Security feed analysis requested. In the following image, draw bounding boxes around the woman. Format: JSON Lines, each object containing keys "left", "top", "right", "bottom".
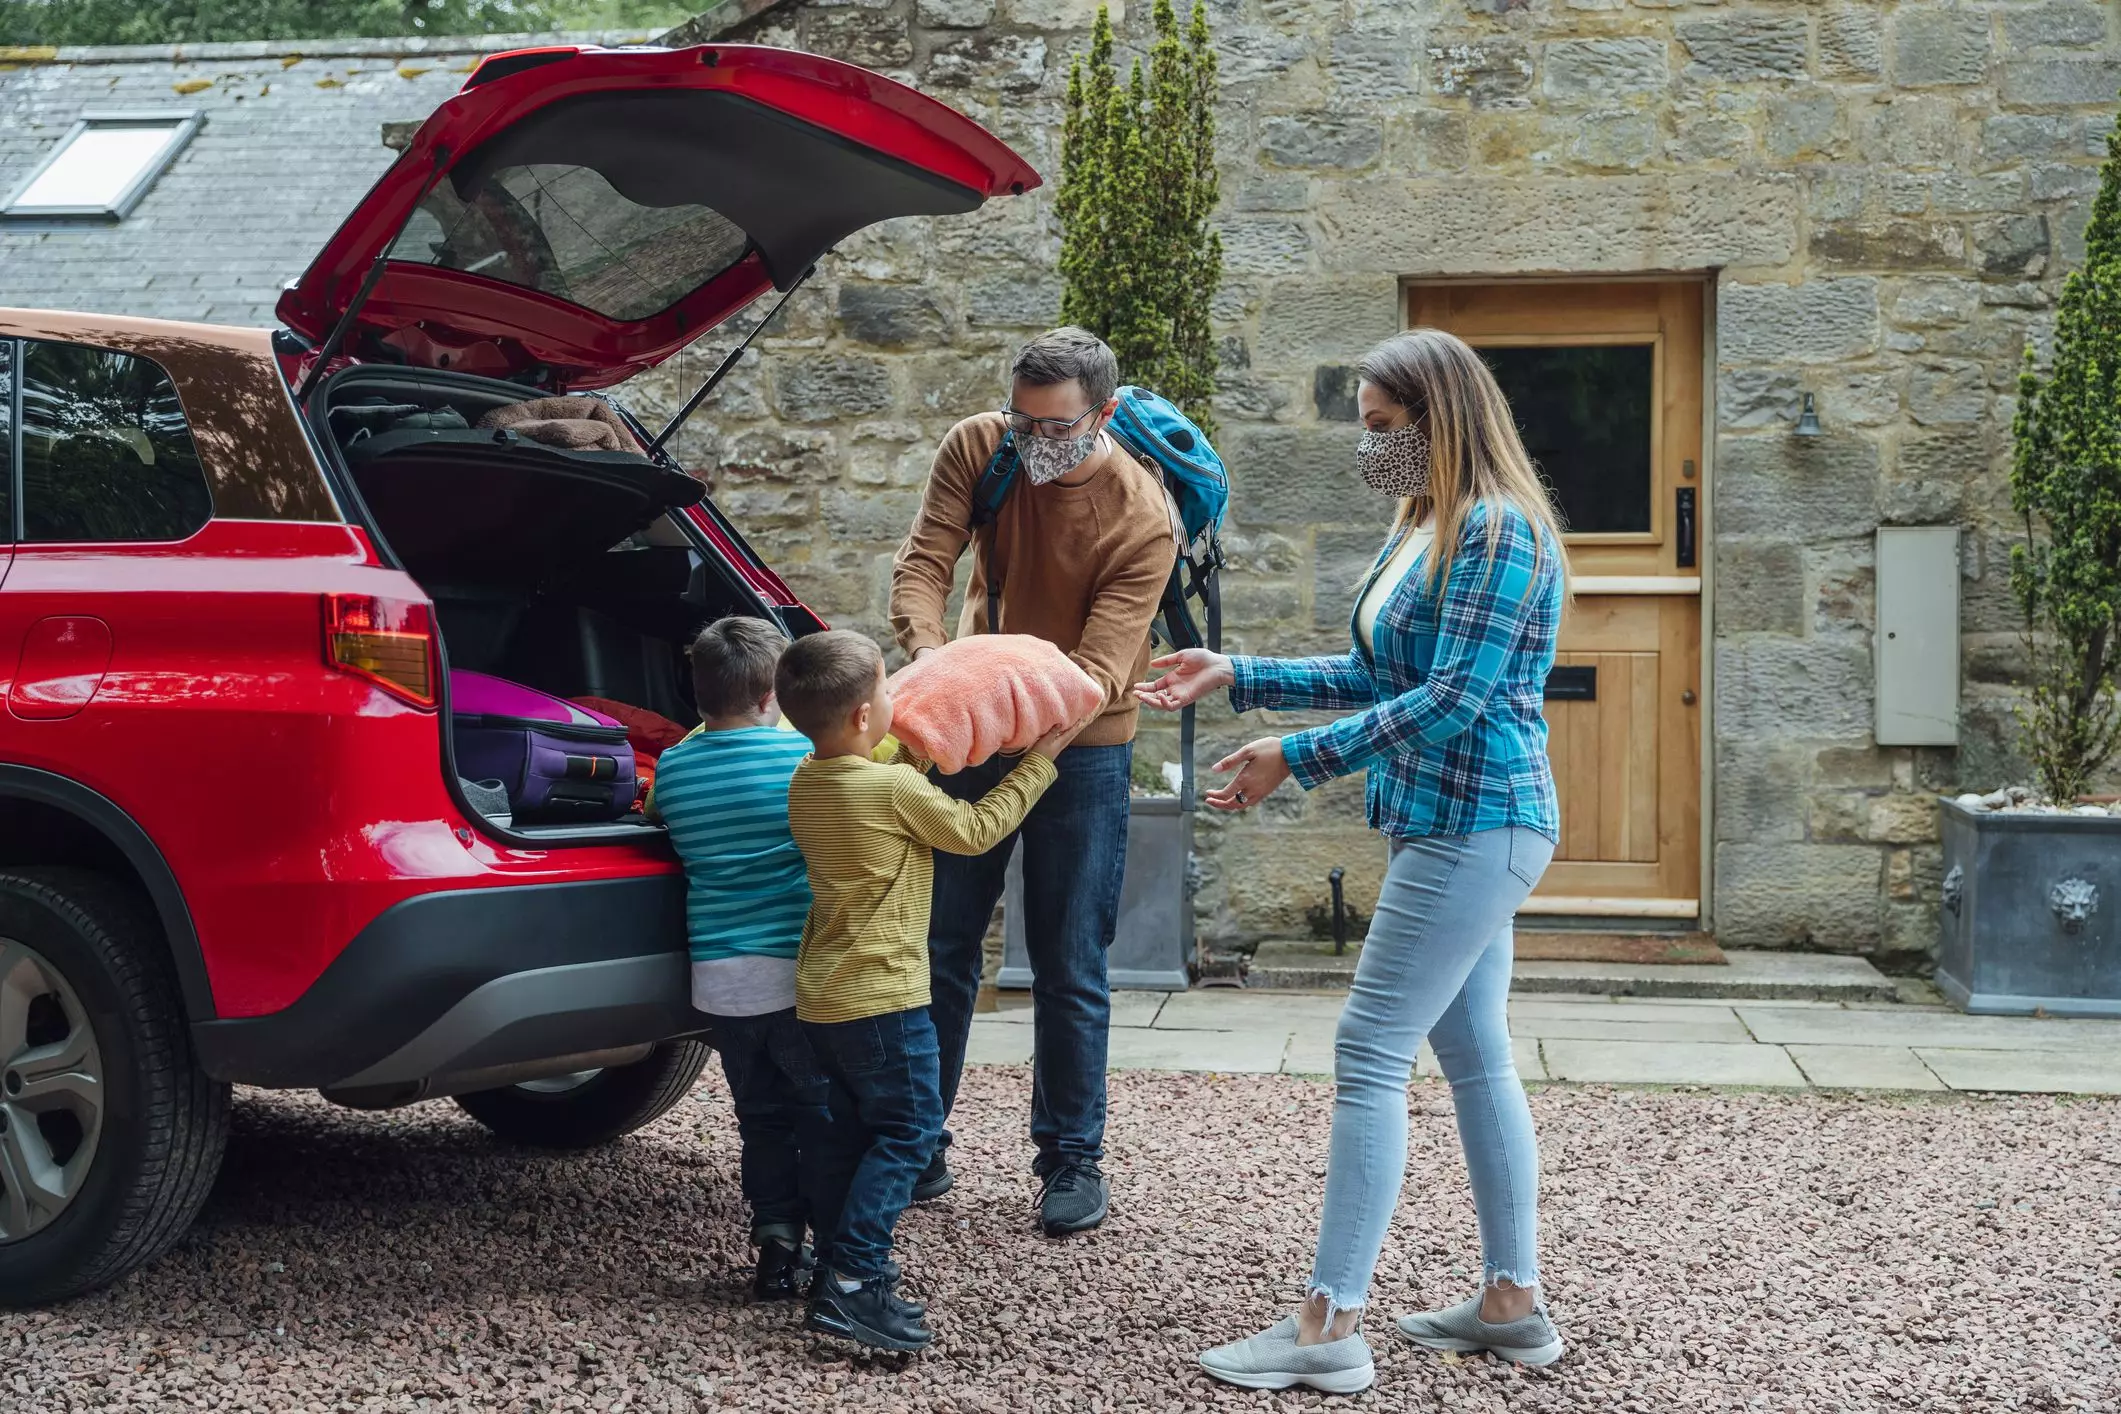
{"left": 1136, "top": 330, "right": 1569, "bottom": 1394}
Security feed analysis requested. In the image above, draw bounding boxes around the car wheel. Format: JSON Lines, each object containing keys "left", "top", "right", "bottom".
{"left": 452, "top": 1038, "right": 710, "bottom": 1149}
{"left": 0, "top": 869, "right": 231, "bottom": 1307}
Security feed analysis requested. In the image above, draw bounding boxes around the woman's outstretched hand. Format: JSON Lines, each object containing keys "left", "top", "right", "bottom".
{"left": 1205, "top": 736, "right": 1291, "bottom": 813}
{"left": 1134, "top": 648, "right": 1234, "bottom": 712}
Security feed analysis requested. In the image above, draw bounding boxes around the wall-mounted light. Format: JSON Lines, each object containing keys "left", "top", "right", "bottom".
{"left": 1794, "top": 391, "right": 1823, "bottom": 437}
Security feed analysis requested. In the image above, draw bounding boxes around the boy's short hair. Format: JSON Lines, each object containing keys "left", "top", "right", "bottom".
{"left": 775, "top": 630, "right": 884, "bottom": 740}
{"left": 1011, "top": 326, "right": 1119, "bottom": 408}
{"left": 689, "top": 616, "right": 788, "bottom": 719}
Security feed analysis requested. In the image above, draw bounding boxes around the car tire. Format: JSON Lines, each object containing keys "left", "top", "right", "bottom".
{"left": 452, "top": 1038, "right": 711, "bottom": 1149}
{"left": 0, "top": 868, "right": 232, "bottom": 1307}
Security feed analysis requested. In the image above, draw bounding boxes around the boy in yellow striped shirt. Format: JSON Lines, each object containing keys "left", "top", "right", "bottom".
{"left": 774, "top": 630, "right": 1087, "bottom": 1352}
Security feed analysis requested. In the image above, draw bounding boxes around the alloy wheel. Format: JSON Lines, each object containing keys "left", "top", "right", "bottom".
{"left": 0, "top": 937, "right": 104, "bottom": 1243}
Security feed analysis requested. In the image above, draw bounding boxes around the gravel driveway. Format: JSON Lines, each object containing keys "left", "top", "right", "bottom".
{"left": 5, "top": 1068, "right": 2116, "bottom": 1412}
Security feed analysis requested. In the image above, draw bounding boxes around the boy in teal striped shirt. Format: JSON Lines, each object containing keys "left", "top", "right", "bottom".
{"left": 647, "top": 615, "right": 827, "bottom": 1301}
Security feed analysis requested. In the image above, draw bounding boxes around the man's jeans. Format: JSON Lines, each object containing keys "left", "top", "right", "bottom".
{"left": 803, "top": 1006, "right": 945, "bottom": 1281}
{"left": 928, "top": 741, "right": 1131, "bottom": 1174}
{"left": 700, "top": 1006, "right": 832, "bottom": 1240}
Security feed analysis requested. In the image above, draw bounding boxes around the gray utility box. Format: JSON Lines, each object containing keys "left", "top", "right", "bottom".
{"left": 1000, "top": 796, "right": 1192, "bottom": 991}
{"left": 1937, "top": 799, "right": 2121, "bottom": 1017}
{"left": 1874, "top": 526, "right": 1960, "bottom": 747}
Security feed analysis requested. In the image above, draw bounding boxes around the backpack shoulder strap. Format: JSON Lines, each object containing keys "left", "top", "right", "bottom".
{"left": 969, "top": 429, "right": 1018, "bottom": 528}
{"left": 968, "top": 430, "right": 1017, "bottom": 634}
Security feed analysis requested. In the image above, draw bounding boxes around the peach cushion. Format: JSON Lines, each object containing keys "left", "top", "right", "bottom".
{"left": 887, "top": 635, "right": 1103, "bottom": 774}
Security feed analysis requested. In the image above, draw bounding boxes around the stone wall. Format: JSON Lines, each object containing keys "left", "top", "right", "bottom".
{"left": 623, "top": 0, "right": 2119, "bottom": 965}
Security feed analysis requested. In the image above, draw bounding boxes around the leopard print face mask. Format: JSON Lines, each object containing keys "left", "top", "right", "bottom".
{"left": 1356, "top": 423, "right": 1432, "bottom": 498}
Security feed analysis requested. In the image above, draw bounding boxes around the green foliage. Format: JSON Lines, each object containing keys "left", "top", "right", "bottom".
{"left": 1056, "top": 1, "right": 1222, "bottom": 436}
{"left": 3, "top": 0, "right": 689, "bottom": 46}
{"left": 2009, "top": 94, "right": 2121, "bottom": 803}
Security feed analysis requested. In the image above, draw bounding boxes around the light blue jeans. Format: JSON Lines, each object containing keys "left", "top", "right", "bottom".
{"left": 1309, "top": 826, "right": 1556, "bottom": 1320}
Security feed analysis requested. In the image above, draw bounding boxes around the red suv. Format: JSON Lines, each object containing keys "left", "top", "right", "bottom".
{"left": 0, "top": 42, "right": 1034, "bottom": 1305}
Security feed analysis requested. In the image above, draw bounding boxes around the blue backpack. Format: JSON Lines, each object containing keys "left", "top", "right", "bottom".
{"left": 969, "top": 386, "right": 1228, "bottom": 807}
{"left": 970, "top": 385, "right": 1228, "bottom": 655}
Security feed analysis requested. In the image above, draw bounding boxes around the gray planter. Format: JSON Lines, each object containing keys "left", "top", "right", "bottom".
{"left": 1937, "top": 798, "right": 2121, "bottom": 1018}
{"left": 999, "top": 795, "right": 1192, "bottom": 991}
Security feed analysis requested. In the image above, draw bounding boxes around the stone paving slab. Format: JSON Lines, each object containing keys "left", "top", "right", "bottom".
{"left": 1786, "top": 1045, "right": 1948, "bottom": 1091}
{"left": 1738, "top": 1006, "right": 2121, "bottom": 1050}
{"left": 1505, "top": 997, "right": 1745, "bottom": 1019}
{"left": 1914, "top": 1048, "right": 2121, "bottom": 1095}
{"left": 1106, "top": 1026, "right": 1285, "bottom": 1073}
{"left": 972, "top": 988, "right": 2120, "bottom": 1093}
{"left": 1513, "top": 951, "right": 1897, "bottom": 1002}
{"left": 989, "top": 992, "right": 1166, "bottom": 1028}
{"left": 1504, "top": 1013, "right": 1754, "bottom": 1044}
{"left": 964, "top": 1019, "right": 1034, "bottom": 1066}
{"left": 1153, "top": 990, "right": 1350, "bottom": 1031}
{"left": 1541, "top": 1038, "right": 1809, "bottom": 1088}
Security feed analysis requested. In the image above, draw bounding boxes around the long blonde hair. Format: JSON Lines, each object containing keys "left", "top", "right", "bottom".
{"left": 1358, "top": 329, "right": 1569, "bottom": 596}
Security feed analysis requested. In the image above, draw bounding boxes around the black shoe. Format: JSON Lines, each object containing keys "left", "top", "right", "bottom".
{"left": 912, "top": 1149, "right": 955, "bottom": 1204}
{"left": 1038, "top": 1163, "right": 1108, "bottom": 1237}
{"left": 805, "top": 1274, "right": 934, "bottom": 1351}
{"left": 751, "top": 1234, "right": 814, "bottom": 1302}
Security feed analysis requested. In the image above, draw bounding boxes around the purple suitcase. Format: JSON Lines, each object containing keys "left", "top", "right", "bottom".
{"left": 452, "top": 671, "right": 637, "bottom": 824}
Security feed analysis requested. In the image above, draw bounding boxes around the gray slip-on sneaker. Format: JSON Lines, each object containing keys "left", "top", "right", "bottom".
{"left": 1198, "top": 1315, "right": 1376, "bottom": 1394}
{"left": 1394, "top": 1295, "right": 1565, "bottom": 1367}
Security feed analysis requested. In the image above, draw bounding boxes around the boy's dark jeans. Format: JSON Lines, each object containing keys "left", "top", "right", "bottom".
{"left": 927, "top": 742, "right": 1130, "bottom": 1174}
{"left": 802, "top": 1006, "right": 944, "bottom": 1282}
{"left": 700, "top": 1006, "right": 832, "bottom": 1239}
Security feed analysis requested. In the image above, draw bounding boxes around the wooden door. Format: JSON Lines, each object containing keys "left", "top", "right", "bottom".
{"left": 1408, "top": 281, "right": 1704, "bottom": 920}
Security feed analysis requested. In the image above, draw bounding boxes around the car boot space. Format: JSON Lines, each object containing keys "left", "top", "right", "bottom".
{"left": 322, "top": 371, "right": 752, "bottom": 839}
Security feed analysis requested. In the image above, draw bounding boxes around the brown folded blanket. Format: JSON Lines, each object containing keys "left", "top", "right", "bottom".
{"left": 479, "top": 396, "right": 639, "bottom": 453}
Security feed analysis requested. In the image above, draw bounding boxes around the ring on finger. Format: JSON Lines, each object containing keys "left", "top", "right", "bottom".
{"left": 1235, "top": 790, "right": 1248, "bottom": 804}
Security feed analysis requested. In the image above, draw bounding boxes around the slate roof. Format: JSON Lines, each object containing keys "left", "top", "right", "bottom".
{"left": 0, "top": 5, "right": 782, "bottom": 328}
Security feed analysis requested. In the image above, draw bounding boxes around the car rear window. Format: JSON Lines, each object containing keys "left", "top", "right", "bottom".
{"left": 388, "top": 163, "right": 751, "bottom": 322}
{"left": 15, "top": 339, "right": 214, "bottom": 544}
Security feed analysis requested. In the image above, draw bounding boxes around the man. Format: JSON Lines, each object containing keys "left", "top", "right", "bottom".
{"left": 890, "top": 326, "right": 1178, "bottom": 1236}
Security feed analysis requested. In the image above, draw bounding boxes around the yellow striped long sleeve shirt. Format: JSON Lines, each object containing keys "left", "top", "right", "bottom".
{"left": 787, "top": 748, "right": 1057, "bottom": 1025}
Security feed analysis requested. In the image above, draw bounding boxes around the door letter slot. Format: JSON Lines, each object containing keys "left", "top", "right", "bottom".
{"left": 1544, "top": 665, "right": 1597, "bottom": 701}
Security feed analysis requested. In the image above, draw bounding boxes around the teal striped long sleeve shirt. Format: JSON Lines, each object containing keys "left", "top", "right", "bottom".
{"left": 649, "top": 725, "right": 814, "bottom": 967}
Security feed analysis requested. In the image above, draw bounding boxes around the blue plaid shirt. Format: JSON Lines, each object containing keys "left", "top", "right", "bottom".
{"left": 1228, "top": 502, "right": 1564, "bottom": 841}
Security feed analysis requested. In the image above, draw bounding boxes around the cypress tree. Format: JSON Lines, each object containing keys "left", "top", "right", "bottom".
{"left": 2010, "top": 94, "right": 2121, "bottom": 802}
{"left": 1055, "top": 0, "right": 1223, "bottom": 436}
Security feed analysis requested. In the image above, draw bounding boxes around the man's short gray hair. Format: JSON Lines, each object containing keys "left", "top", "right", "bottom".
{"left": 1010, "top": 326, "right": 1119, "bottom": 408}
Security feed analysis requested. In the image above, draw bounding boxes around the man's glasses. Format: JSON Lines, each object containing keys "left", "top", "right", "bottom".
{"left": 1000, "top": 403, "right": 1099, "bottom": 439}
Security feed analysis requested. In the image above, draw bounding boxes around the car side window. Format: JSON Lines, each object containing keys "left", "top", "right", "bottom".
{"left": 18, "top": 338, "right": 212, "bottom": 544}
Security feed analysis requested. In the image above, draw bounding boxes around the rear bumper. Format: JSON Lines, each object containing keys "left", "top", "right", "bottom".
{"left": 191, "top": 876, "right": 699, "bottom": 1089}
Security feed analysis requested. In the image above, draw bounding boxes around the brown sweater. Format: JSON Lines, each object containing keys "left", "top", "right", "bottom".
{"left": 890, "top": 412, "right": 1180, "bottom": 748}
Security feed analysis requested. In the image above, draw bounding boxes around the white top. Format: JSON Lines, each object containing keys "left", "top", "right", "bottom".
{"left": 1356, "top": 522, "right": 1435, "bottom": 653}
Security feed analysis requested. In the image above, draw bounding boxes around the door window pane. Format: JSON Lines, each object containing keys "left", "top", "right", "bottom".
{"left": 1479, "top": 344, "right": 1654, "bottom": 535}
{"left": 19, "top": 340, "right": 213, "bottom": 543}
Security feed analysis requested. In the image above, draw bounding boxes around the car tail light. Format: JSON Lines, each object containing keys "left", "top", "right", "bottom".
{"left": 323, "top": 594, "right": 438, "bottom": 709}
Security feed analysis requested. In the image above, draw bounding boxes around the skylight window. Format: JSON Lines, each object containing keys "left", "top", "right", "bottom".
{"left": 3, "top": 111, "right": 202, "bottom": 221}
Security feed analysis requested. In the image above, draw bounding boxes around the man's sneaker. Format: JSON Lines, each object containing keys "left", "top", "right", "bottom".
{"left": 911, "top": 1149, "right": 954, "bottom": 1204}
{"left": 1198, "top": 1316, "right": 1375, "bottom": 1394}
{"left": 805, "top": 1274, "right": 934, "bottom": 1352}
{"left": 1394, "top": 1294, "right": 1565, "bottom": 1367}
{"left": 1037, "top": 1163, "right": 1108, "bottom": 1237}
{"left": 750, "top": 1233, "right": 814, "bottom": 1302}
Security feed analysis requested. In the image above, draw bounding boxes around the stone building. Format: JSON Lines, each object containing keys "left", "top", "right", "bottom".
{"left": 3, "top": 1, "right": 2117, "bottom": 965}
